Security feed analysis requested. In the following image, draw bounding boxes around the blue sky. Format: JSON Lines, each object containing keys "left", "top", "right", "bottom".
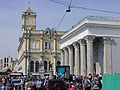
{"left": 0, "top": 0, "right": 120, "bottom": 59}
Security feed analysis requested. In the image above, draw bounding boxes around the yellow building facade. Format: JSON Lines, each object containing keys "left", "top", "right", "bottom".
{"left": 16, "top": 8, "right": 66, "bottom": 75}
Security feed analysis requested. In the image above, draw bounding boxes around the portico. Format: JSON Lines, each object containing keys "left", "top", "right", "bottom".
{"left": 60, "top": 16, "right": 120, "bottom": 76}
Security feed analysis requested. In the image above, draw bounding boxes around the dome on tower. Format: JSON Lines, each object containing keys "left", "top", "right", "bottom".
{"left": 25, "top": 7, "right": 34, "bottom": 13}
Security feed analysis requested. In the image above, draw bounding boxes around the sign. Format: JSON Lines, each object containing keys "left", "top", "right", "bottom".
{"left": 39, "top": 61, "right": 44, "bottom": 79}
{"left": 56, "top": 66, "right": 70, "bottom": 79}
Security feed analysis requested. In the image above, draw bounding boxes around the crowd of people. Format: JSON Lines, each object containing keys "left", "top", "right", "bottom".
{"left": 0, "top": 73, "right": 102, "bottom": 90}
{"left": 67, "top": 73, "right": 102, "bottom": 90}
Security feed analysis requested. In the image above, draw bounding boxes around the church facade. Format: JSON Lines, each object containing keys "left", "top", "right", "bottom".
{"left": 15, "top": 8, "right": 66, "bottom": 75}
{"left": 60, "top": 16, "right": 120, "bottom": 76}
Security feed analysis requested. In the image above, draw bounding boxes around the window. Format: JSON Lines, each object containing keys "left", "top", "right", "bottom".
{"left": 30, "top": 61, "right": 34, "bottom": 72}
{"left": 44, "top": 61, "right": 47, "bottom": 72}
{"left": 4, "top": 64, "right": 5, "bottom": 67}
{"left": 4, "top": 58, "right": 6, "bottom": 63}
{"left": 44, "top": 41, "right": 49, "bottom": 50}
{"left": 35, "top": 61, "right": 39, "bottom": 72}
{"left": 31, "top": 40, "right": 39, "bottom": 49}
{"left": 7, "top": 64, "right": 8, "bottom": 66}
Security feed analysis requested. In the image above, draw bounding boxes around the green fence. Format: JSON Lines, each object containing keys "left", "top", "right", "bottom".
{"left": 102, "top": 74, "right": 120, "bottom": 90}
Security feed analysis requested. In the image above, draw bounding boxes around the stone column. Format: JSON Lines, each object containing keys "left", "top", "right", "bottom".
{"left": 79, "top": 39, "right": 87, "bottom": 76}
{"left": 61, "top": 49, "right": 64, "bottom": 65}
{"left": 34, "top": 61, "right": 35, "bottom": 73}
{"left": 68, "top": 45, "right": 74, "bottom": 74}
{"left": 64, "top": 47, "right": 69, "bottom": 66}
{"left": 53, "top": 56, "right": 57, "bottom": 75}
{"left": 103, "top": 37, "right": 112, "bottom": 75}
{"left": 85, "top": 36, "right": 94, "bottom": 75}
{"left": 73, "top": 42, "right": 80, "bottom": 76}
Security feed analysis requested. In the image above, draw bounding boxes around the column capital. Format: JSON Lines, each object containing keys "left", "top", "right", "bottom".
{"left": 85, "top": 35, "right": 95, "bottom": 43}
{"left": 63, "top": 47, "right": 69, "bottom": 52}
{"left": 68, "top": 45, "right": 74, "bottom": 51}
{"left": 73, "top": 42, "right": 79, "bottom": 48}
{"left": 79, "top": 39, "right": 86, "bottom": 46}
{"left": 103, "top": 37, "right": 112, "bottom": 44}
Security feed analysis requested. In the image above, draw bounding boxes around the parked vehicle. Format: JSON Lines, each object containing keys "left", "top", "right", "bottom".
{"left": 47, "top": 79, "right": 67, "bottom": 90}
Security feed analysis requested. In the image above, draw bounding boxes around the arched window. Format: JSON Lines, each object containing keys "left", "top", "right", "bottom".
{"left": 30, "top": 61, "right": 34, "bottom": 72}
{"left": 57, "top": 61, "right": 61, "bottom": 66}
{"left": 35, "top": 61, "right": 39, "bottom": 72}
{"left": 44, "top": 61, "right": 47, "bottom": 72}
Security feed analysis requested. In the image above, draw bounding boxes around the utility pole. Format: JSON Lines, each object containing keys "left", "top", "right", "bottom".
{"left": 45, "top": 28, "right": 56, "bottom": 79}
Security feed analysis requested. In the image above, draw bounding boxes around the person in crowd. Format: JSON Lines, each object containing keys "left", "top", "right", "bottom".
{"left": 91, "top": 77, "right": 100, "bottom": 90}
{"left": 2, "top": 81, "right": 6, "bottom": 90}
{"left": 37, "top": 79, "right": 43, "bottom": 90}
{"left": 98, "top": 77, "right": 102, "bottom": 90}
{"left": 69, "top": 82, "right": 75, "bottom": 90}
{"left": 6, "top": 80, "right": 12, "bottom": 90}
{"left": 28, "top": 79, "right": 33, "bottom": 90}
{"left": 88, "top": 74, "right": 92, "bottom": 82}
{"left": 25, "top": 80, "right": 29, "bottom": 90}
{"left": 83, "top": 76, "right": 91, "bottom": 90}
{"left": 32, "top": 79, "right": 37, "bottom": 90}
{"left": 75, "top": 80, "right": 82, "bottom": 90}
{"left": 73, "top": 75, "right": 76, "bottom": 84}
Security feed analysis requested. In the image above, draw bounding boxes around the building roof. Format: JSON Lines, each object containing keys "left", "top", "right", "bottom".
{"left": 25, "top": 7, "right": 34, "bottom": 13}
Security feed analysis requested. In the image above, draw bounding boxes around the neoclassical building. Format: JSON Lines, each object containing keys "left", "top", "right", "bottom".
{"left": 60, "top": 16, "right": 120, "bottom": 76}
{"left": 15, "top": 8, "right": 66, "bottom": 75}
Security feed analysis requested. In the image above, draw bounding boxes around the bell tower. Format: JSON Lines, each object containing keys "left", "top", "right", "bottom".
{"left": 22, "top": 7, "right": 36, "bottom": 33}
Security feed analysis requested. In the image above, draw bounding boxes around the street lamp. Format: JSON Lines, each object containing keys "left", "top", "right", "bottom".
{"left": 45, "top": 28, "right": 56, "bottom": 79}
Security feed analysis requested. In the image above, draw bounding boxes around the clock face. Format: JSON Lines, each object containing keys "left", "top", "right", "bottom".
{"left": 27, "top": 18, "right": 32, "bottom": 24}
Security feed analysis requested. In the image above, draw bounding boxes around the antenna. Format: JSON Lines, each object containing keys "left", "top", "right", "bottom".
{"left": 28, "top": 2, "right": 31, "bottom": 8}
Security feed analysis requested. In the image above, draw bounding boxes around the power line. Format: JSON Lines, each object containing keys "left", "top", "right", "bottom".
{"left": 56, "top": 12, "right": 67, "bottom": 30}
{"left": 49, "top": 0, "right": 120, "bottom": 14}
{"left": 71, "top": 6, "right": 120, "bottom": 14}
{"left": 56, "top": 0, "right": 73, "bottom": 30}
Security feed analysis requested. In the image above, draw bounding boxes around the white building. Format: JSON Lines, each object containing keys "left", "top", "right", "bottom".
{"left": 60, "top": 16, "right": 120, "bottom": 76}
{"left": 0, "top": 56, "right": 14, "bottom": 72}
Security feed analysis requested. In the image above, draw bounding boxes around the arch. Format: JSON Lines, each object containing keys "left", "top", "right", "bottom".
{"left": 44, "top": 61, "right": 47, "bottom": 72}
{"left": 35, "top": 61, "right": 39, "bottom": 72}
{"left": 30, "top": 61, "right": 34, "bottom": 72}
{"left": 57, "top": 61, "right": 61, "bottom": 66}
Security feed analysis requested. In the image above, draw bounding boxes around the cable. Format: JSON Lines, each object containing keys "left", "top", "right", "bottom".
{"left": 56, "top": 12, "right": 67, "bottom": 30}
{"left": 71, "top": 6, "right": 120, "bottom": 14}
{"left": 56, "top": 0, "right": 73, "bottom": 30}
{"left": 49, "top": 0, "right": 120, "bottom": 14}
{"left": 49, "top": 0, "right": 69, "bottom": 6}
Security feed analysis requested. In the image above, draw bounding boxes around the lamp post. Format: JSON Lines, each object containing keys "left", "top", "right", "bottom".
{"left": 45, "top": 28, "right": 56, "bottom": 79}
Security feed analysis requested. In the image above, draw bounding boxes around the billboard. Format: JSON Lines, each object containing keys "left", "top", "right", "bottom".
{"left": 39, "top": 61, "right": 44, "bottom": 79}
{"left": 56, "top": 66, "right": 70, "bottom": 79}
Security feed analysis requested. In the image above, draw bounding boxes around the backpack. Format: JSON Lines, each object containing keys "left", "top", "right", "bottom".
{"left": 86, "top": 80, "right": 91, "bottom": 88}
{"left": 92, "top": 81, "right": 99, "bottom": 89}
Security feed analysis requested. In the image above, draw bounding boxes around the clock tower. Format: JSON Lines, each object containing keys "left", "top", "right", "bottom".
{"left": 22, "top": 7, "right": 36, "bottom": 33}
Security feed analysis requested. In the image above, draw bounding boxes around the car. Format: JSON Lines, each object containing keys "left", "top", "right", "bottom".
{"left": 47, "top": 79, "right": 67, "bottom": 90}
